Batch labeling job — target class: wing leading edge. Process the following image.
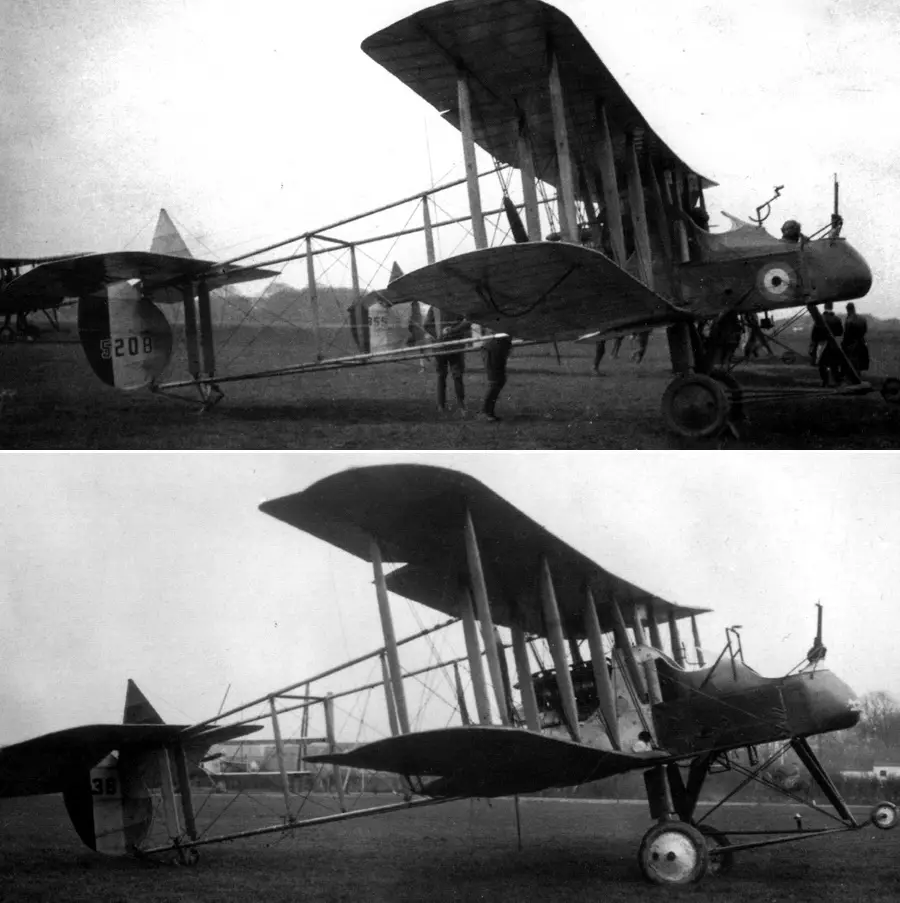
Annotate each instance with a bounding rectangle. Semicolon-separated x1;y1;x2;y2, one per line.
259;464;707;639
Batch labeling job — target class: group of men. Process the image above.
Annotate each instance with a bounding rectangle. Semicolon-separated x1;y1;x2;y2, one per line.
810;301;869;387
428;312;513;422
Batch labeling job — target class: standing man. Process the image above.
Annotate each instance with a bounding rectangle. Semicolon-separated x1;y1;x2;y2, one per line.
816;302;844;387
841;302;869;376
427;310;470;413
481;333;513;422
592;340;606;375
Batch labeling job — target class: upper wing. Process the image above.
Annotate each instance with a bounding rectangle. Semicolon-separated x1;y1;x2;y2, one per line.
307;726;658;797
362;0;715;193
259;464;707;639
383;242;678;341
1;252;276;313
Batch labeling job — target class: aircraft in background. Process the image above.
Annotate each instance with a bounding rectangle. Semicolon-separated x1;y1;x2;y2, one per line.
9;465;893;884
0;680;260;855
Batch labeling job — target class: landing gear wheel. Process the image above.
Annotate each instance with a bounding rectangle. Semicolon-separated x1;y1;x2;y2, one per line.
638;822;709;886
696;825;734;875
871;801;898;830
0;326;15;344
880;378;900;404
710;370;744;422
661;375;730;439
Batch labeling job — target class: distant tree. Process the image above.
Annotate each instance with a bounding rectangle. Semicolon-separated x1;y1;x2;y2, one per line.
858;691;900;750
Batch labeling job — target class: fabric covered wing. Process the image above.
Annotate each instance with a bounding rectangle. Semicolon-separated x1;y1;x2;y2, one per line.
382;243;677;341
362;0;715;193
0;724;184;797
307;726;656;797
259;464;707;639
1;252;275;312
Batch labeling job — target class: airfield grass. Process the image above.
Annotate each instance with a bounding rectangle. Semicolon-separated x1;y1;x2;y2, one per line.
1;793;899;902
2;326;900;449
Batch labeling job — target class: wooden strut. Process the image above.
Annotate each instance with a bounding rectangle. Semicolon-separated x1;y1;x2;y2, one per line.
380;652;400;737
609;595;648;699
299;681;311;771
540;557;581;743
464;509;510;724
516;121;542;241
594;103;627;267
668;612;685;667
269;697;294;818
457;71;488;250
196;279;215;378
180;280;200;380
323;694;346;812
172;745;198;841
691;615;706;667
370;538;411;734
459;586;493;724
646;606;664;651
305;236;322;360
510;623;540;731
548;49;578;243
156;748;182;841
583;587;620;749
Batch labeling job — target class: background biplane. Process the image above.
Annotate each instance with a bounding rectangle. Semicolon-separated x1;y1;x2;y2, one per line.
4;464;894;886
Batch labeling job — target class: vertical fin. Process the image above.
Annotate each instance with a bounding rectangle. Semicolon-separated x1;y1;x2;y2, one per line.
150;209;193;259
123;679;164;725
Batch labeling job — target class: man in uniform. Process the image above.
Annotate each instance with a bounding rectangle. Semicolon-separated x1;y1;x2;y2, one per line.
481;333;513;422
429;311;470;413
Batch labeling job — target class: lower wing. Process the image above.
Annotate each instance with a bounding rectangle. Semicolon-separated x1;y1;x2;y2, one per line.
307;725;658;797
383;243;680;342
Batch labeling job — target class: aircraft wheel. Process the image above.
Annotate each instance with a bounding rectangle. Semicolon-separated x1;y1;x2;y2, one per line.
880;378;900;404
638;822;709;886
0;326;15;344
661;375;730;439
781;351;797;364
696;825;734;875
871;801;898;830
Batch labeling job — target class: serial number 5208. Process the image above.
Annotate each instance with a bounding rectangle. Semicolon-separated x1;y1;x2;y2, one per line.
99;336;153;360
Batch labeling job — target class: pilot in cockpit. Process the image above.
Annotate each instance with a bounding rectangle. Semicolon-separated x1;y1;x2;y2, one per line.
781;219;802;243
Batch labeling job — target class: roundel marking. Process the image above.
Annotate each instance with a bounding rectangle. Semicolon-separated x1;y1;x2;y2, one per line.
757;262;797;301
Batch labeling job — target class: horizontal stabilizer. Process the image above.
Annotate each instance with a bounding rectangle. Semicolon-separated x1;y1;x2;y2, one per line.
2;251;277;312
383;243;678;342
307;726;655;797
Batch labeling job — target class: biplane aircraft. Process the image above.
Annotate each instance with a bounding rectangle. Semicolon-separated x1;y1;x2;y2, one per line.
364;0;893;436
3;465;895;886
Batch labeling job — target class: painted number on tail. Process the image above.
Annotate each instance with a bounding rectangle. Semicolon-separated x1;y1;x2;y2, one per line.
100;335;154;360
91;777;118;796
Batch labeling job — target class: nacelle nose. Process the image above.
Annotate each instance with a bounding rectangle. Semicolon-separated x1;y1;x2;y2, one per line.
806;239;872;304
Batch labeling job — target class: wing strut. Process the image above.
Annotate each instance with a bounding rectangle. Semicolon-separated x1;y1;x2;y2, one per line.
371;538;411;734
464;509;509;724
540;557;581;743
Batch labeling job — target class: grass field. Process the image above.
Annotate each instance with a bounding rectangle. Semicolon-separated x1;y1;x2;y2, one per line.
2;326;899;449
1;793;898;902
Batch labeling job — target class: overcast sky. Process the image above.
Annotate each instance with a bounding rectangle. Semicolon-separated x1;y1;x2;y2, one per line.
2;0;898;316
2;452;898;748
